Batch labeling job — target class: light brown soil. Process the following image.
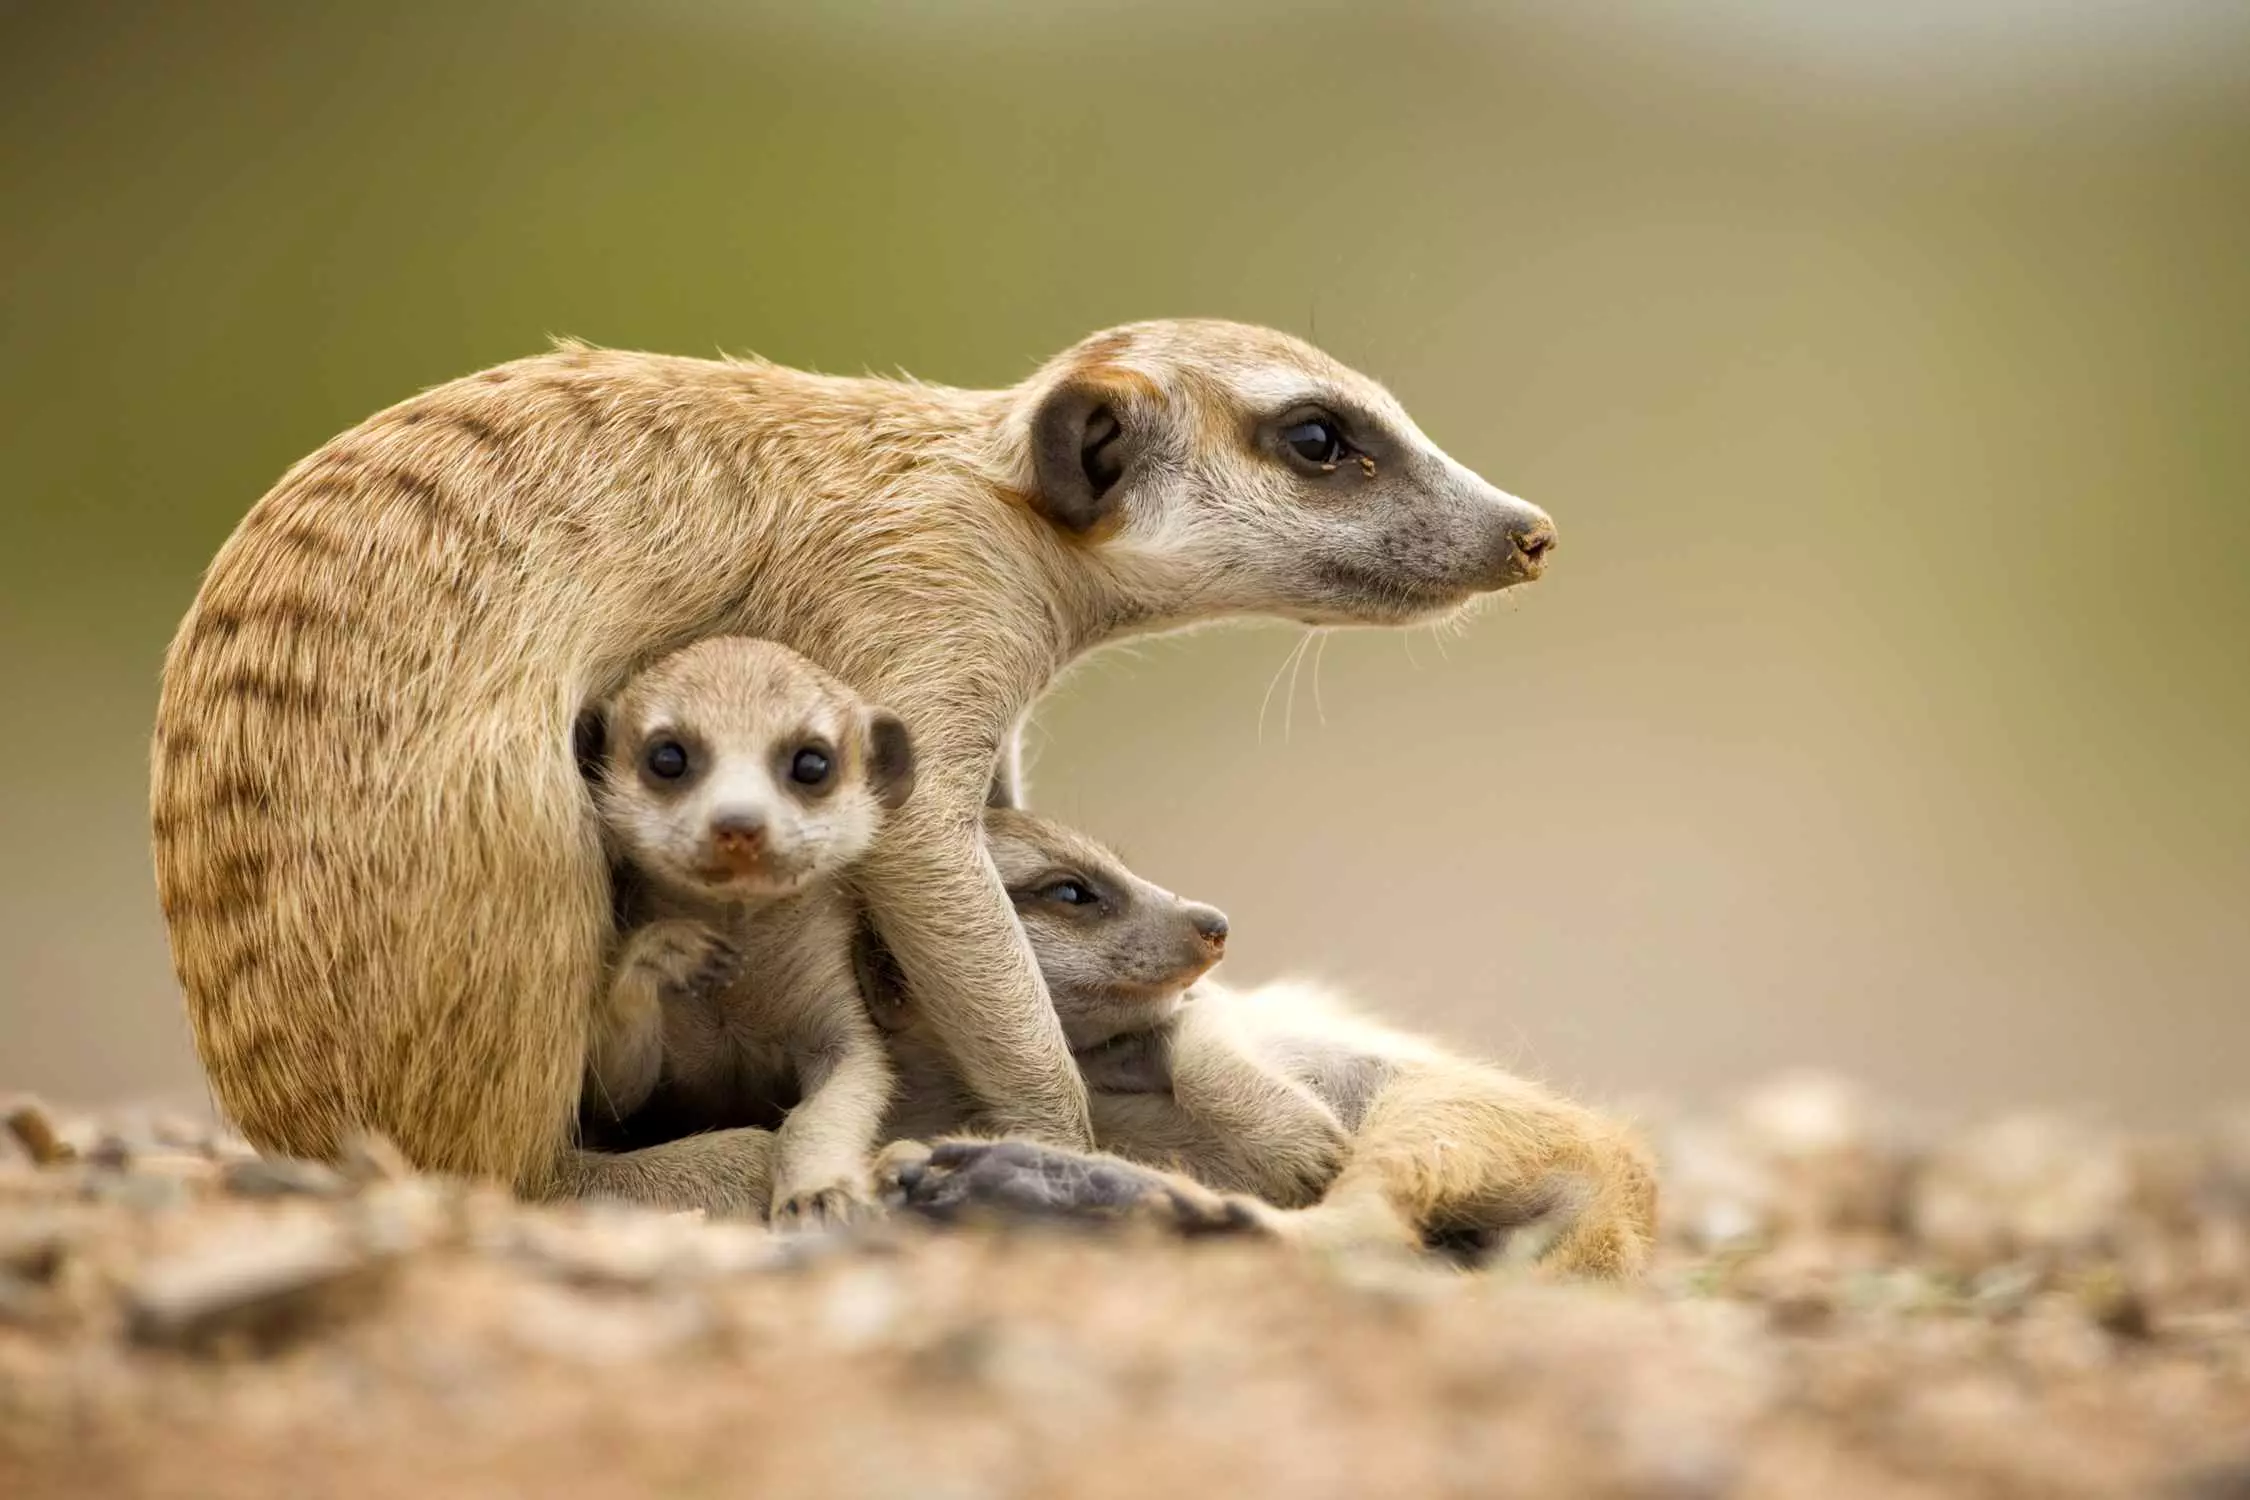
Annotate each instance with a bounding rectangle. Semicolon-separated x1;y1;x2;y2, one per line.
3;1076;2247;1500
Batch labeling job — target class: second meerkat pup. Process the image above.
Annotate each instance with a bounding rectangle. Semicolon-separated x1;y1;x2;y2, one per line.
154;318;1557;1208
869;811;1657;1279
583;637;914;1224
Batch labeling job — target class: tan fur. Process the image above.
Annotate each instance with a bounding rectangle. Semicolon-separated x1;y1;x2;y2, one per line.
580;638;905;1226
1178;981;1658;1279
877;813;1656;1279
151;320;1554;1207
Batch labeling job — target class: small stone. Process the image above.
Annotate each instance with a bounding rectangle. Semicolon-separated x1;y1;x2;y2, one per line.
224;1156;350;1200
6;1104;75;1167
352;1178;452;1257
151;1113;219;1153
126;1225;389;1353
2076;1265;2154;1341
82;1171;191;1212
1766;1285;1834;1333
0;1220;71;1283
1968;1262;2042;1318
337;1132;414;1186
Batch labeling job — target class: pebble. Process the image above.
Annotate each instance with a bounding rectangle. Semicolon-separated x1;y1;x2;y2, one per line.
126;1224;390;1353
223;1156;351;1200
6;1104;75;1167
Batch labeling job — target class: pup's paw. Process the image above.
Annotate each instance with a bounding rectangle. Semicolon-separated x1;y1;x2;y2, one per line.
769;1176;876;1234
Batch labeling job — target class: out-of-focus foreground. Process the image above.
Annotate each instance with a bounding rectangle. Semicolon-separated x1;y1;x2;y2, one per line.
4;3;2248;1120
3;1077;2247;1500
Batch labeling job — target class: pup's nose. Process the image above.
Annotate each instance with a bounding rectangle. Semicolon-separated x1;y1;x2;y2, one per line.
1190;905;1229;953
710;811;767;864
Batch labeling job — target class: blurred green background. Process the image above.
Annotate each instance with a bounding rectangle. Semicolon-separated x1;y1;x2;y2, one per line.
4;1;2245;1120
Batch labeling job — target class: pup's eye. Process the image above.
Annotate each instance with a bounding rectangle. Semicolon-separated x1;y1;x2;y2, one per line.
645;741;689;780
1281;417;1345;468
1040;880;1097;906
790;747;832;786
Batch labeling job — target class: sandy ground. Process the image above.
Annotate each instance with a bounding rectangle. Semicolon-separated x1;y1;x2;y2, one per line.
3;1076;2247;1500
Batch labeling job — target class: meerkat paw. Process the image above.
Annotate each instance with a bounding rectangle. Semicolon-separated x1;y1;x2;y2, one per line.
768;1175;877;1233
1269;1116;1352;1208
872;1138;937;1193
884;1138;1274;1240
632;919;745;999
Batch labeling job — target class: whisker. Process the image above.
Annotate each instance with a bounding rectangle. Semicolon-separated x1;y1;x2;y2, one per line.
1257;629;1312;745
1283;629;1315;742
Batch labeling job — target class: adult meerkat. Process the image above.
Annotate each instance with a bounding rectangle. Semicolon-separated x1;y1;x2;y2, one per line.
580;637;913;1224
873;811;1657;1279
151;319;1557;1206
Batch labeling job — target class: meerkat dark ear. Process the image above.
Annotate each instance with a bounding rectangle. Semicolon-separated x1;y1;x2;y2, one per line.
865;708;918;812
572;705;608;783
1030;378;1137;535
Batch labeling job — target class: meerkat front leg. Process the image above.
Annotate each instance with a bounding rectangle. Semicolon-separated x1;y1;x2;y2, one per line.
581;918;740;1126
768;1006;897;1230
558;1129;777;1218
1162;1007;1351;1209
860;801;1093;1149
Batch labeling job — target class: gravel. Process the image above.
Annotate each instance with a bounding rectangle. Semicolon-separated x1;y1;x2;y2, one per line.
0;1077;2245;1499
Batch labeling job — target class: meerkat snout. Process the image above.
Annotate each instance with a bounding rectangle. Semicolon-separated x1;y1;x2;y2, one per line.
1461;481;1558;589
1504;508;1558;577
1188;903;1229;955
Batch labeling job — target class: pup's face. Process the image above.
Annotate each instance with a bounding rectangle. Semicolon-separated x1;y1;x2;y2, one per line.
1018;319;1556;628
983;808;1229;1051
596;638;915;904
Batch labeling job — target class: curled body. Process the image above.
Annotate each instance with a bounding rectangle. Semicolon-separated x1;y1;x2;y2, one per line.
875;811;1657;1279
152;319;1555;1208
579;637;913;1224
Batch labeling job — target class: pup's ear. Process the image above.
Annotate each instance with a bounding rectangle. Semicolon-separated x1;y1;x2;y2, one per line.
572;705;608;782
864;708;918;812
1029;377;1140;535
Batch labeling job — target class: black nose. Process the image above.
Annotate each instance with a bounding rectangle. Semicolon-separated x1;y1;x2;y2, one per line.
1191;906;1229;950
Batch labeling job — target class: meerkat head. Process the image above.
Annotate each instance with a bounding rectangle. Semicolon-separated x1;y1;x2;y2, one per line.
1011;318;1558;629
982;808;1229;1051
592;637;916;904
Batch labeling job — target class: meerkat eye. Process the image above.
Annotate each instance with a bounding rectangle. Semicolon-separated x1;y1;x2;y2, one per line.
1039;879;1097;906
789;746;832;786
645;740;689;780
1280;416;1346;469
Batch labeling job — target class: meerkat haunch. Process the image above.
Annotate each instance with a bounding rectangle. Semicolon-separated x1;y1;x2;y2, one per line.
151;320;1556;1206
873;811;1657;1279
578;637;910;1225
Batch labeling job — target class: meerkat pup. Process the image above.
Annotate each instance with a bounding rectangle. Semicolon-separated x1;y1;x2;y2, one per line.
871;811;1657;1279
577;637;912;1224
153;319;1556;1209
